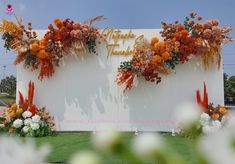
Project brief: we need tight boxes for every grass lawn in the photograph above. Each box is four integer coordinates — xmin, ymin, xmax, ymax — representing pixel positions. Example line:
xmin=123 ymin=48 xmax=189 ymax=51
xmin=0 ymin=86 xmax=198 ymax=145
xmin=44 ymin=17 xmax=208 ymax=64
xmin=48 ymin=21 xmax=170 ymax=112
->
xmin=32 ymin=132 xmax=201 ymax=164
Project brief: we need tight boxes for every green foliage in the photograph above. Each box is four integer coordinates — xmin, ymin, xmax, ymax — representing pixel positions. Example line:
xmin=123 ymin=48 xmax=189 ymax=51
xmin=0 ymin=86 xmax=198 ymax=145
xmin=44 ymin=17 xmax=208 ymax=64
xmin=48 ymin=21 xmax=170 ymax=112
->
xmin=87 ymin=39 xmax=97 ymax=54
xmin=2 ymin=33 xmax=13 ymax=50
xmin=0 ymin=75 xmax=16 ymax=96
xmin=24 ymin=55 xmax=38 ymax=68
xmin=224 ymin=73 xmax=235 ymax=104
xmin=119 ymin=61 xmax=132 ymax=69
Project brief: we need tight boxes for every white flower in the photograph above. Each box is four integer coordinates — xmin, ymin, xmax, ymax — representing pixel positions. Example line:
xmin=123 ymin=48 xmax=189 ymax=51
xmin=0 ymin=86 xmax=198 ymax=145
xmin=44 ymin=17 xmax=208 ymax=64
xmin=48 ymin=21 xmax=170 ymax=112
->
xmin=32 ymin=115 xmax=41 ymax=123
xmin=132 ymin=133 xmax=162 ymax=158
xmin=174 ymin=102 xmax=201 ymax=128
xmin=24 ymin=118 xmax=32 ymax=126
xmin=70 ymin=151 xmax=101 ymax=164
xmin=92 ymin=131 xmax=121 ymax=151
xmin=202 ymin=125 xmax=213 ymax=134
xmin=199 ymin=128 xmax=235 ymax=164
xmin=30 ymin=122 xmax=40 ymax=130
xmin=0 ymin=137 xmax=50 ymax=164
xmin=200 ymin=113 xmax=210 ymax=125
xmin=22 ymin=111 xmax=32 ymax=119
xmin=0 ymin=124 xmax=5 ymax=128
xmin=22 ymin=126 xmax=29 ymax=133
xmin=13 ymin=119 xmax=23 ymax=128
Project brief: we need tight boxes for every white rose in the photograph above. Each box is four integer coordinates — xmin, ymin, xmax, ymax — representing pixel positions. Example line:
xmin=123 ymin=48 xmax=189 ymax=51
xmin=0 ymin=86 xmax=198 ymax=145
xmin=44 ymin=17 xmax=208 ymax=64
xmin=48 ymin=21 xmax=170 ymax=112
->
xmin=30 ymin=122 xmax=40 ymax=130
xmin=13 ymin=119 xmax=23 ymax=128
xmin=24 ymin=118 xmax=32 ymax=126
xmin=22 ymin=111 xmax=32 ymax=119
xmin=22 ymin=126 xmax=29 ymax=133
xmin=132 ymin=133 xmax=162 ymax=158
xmin=32 ymin=115 xmax=41 ymax=123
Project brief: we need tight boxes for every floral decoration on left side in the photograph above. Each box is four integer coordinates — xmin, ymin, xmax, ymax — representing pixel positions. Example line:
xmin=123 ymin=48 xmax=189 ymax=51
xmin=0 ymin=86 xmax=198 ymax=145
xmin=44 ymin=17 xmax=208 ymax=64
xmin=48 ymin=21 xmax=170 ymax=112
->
xmin=0 ymin=15 xmax=105 ymax=80
xmin=0 ymin=81 xmax=55 ymax=137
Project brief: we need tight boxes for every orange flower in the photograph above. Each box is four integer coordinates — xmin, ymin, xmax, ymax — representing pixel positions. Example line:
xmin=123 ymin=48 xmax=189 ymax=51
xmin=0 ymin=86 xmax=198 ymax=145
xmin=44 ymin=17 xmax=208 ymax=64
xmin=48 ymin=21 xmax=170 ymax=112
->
xmin=2 ymin=119 xmax=8 ymax=125
xmin=176 ymin=24 xmax=185 ymax=31
xmin=151 ymin=37 xmax=159 ymax=45
xmin=36 ymin=50 xmax=52 ymax=60
xmin=197 ymin=16 xmax=202 ymax=21
xmin=16 ymin=108 xmax=23 ymax=114
xmin=11 ymin=103 xmax=17 ymax=110
xmin=219 ymin=107 xmax=227 ymax=114
xmin=132 ymin=53 xmax=137 ymax=58
xmin=54 ymin=19 xmax=63 ymax=29
xmin=161 ymin=52 xmax=171 ymax=61
xmin=211 ymin=113 xmax=220 ymax=119
xmin=30 ymin=41 xmax=41 ymax=54
xmin=152 ymin=55 xmax=162 ymax=63
xmin=181 ymin=30 xmax=189 ymax=36
xmin=154 ymin=42 xmax=165 ymax=54
xmin=9 ymin=111 xmax=16 ymax=118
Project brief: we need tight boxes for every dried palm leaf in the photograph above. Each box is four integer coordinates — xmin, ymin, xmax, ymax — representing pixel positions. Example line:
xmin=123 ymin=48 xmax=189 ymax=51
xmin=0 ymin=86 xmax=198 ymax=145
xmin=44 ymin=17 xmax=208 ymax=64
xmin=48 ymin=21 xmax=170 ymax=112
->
xmin=84 ymin=16 xmax=105 ymax=26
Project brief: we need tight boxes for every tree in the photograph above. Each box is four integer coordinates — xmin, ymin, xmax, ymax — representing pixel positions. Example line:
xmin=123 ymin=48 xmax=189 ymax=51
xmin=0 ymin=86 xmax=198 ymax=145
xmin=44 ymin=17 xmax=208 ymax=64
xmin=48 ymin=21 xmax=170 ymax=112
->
xmin=224 ymin=73 xmax=235 ymax=104
xmin=0 ymin=75 xmax=16 ymax=96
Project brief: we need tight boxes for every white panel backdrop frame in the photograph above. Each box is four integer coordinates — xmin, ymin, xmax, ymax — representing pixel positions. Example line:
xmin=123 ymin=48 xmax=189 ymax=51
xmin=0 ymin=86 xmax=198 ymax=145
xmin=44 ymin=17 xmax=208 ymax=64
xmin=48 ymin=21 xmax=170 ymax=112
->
xmin=17 ymin=29 xmax=224 ymax=132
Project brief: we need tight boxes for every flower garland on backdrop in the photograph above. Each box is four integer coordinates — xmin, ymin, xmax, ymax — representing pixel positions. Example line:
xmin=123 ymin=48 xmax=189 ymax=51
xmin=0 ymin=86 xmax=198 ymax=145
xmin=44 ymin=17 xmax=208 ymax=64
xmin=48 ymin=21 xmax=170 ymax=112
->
xmin=0 ymin=81 xmax=55 ymax=137
xmin=0 ymin=15 xmax=105 ymax=80
xmin=116 ymin=13 xmax=234 ymax=92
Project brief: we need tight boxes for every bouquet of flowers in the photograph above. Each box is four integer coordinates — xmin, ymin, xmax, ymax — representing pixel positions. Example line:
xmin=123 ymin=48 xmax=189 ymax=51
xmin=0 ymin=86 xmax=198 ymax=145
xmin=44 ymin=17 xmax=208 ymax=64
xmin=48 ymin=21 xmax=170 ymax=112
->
xmin=0 ymin=81 xmax=55 ymax=137
xmin=0 ymin=15 xmax=105 ymax=80
xmin=116 ymin=12 xmax=233 ymax=92
xmin=196 ymin=82 xmax=227 ymax=134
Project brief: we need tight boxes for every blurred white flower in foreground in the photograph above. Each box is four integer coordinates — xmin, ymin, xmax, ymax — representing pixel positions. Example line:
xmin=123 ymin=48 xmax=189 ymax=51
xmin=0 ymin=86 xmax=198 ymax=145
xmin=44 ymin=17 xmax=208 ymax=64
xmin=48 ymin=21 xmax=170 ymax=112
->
xmin=92 ymin=130 xmax=122 ymax=152
xmin=70 ymin=151 xmax=101 ymax=164
xmin=200 ymin=113 xmax=210 ymax=125
xmin=202 ymin=120 xmax=222 ymax=134
xmin=0 ymin=136 xmax=50 ymax=164
xmin=132 ymin=133 xmax=162 ymax=158
xmin=174 ymin=102 xmax=201 ymax=127
xmin=199 ymin=123 xmax=235 ymax=164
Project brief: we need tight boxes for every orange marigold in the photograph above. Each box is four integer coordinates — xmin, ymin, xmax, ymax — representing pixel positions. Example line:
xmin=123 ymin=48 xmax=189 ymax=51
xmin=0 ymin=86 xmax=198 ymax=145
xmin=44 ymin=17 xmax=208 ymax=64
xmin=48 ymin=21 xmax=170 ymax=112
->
xmin=219 ymin=107 xmax=227 ymax=114
xmin=11 ymin=103 xmax=17 ymax=110
xmin=197 ymin=16 xmax=202 ymax=21
xmin=152 ymin=55 xmax=162 ymax=63
xmin=54 ymin=19 xmax=63 ymax=29
xmin=176 ymin=24 xmax=185 ymax=31
xmin=151 ymin=37 xmax=159 ymax=45
xmin=162 ymin=52 xmax=171 ymax=61
xmin=36 ymin=50 xmax=52 ymax=60
xmin=211 ymin=113 xmax=220 ymax=119
xmin=154 ymin=42 xmax=165 ymax=53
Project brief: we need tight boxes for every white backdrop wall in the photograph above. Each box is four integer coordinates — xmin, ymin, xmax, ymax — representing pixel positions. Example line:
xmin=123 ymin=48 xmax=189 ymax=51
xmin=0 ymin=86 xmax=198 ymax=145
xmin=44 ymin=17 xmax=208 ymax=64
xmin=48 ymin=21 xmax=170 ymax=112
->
xmin=17 ymin=29 xmax=224 ymax=132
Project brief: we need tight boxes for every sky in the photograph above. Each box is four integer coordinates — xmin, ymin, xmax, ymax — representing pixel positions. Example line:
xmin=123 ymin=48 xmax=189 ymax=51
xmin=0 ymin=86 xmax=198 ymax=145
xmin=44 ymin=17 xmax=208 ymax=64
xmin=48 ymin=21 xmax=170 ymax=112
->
xmin=0 ymin=0 xmax=235 ymax=78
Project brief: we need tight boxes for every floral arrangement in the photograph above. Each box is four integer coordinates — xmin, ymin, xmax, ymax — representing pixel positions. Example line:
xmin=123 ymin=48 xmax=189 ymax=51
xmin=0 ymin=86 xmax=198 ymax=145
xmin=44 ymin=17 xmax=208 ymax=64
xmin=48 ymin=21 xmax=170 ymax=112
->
xmin=174 ymin=82 xmax=228 ymax=138
xmin=0 ymin=81 xmax=55 ymax=137
xmin=0 ymin=15 xmax=104 ymax=80
xmin=196 ymin=82 xmax=227 ymax=134
xmin=116 ymin=13 xmax=233 ymax=92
